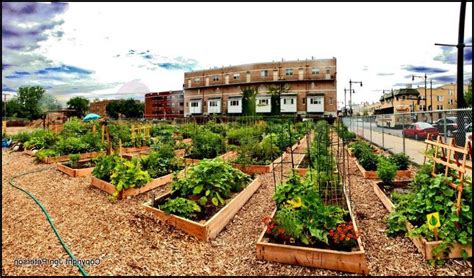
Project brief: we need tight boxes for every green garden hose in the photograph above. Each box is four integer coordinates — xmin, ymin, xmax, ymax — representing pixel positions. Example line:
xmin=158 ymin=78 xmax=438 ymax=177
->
xmin=8 ymin=166 xmax=89 ymax=276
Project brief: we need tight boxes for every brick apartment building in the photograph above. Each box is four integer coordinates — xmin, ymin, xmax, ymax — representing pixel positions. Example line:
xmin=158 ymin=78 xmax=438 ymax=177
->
xmin=89 ymin=100 xmax=113 ymax=117
xmin=183 ymin=58 xmax=337 ymax=117
xmin=144 ymin=90 xmax=184 ymax=119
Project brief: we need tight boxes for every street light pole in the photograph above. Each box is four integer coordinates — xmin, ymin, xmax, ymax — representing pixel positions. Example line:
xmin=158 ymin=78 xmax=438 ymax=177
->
xmin=430 ymin=80 xmax=433 ymax=111
xmin=412 ymin=74 xmax=428 ymax=111
xmin=349 ymin=79 xmax=363 ymax=116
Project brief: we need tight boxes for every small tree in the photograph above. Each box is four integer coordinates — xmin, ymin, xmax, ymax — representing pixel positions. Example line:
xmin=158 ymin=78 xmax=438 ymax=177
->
xmin=16 ymin=86 xmax=45 ymax=120
xmin=241 ymin=86 xmax=258 ymax=116
xmin=67 ymin=97 xmax=90 ymax=118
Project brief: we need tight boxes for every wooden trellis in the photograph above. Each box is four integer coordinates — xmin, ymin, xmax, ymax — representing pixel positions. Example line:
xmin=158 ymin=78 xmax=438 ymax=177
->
xmin=130 ymin=124 xmax=151 ymax=146
xmin=423 ymin=134 xmax=472 ymax=215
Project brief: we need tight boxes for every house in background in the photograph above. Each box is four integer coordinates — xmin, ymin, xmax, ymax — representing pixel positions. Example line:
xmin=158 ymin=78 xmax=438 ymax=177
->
xmin=144 ymin=90 xmax=184 ymax=119
xmin=183 ymin=58 xmax=337 ymax=117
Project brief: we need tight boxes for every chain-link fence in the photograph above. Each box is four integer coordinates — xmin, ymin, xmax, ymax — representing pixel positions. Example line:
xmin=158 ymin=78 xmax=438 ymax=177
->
xmin=342 ymin=108 xmax=472 ymax=167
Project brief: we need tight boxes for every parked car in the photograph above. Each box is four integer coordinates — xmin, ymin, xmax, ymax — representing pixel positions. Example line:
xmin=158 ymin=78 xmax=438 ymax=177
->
xmin=402 ymin=122 xmax=439 ymax=140
xmin=432 ymin=117 xmax=458 ymax=137
xmin=452 ymin=122 xmax=472 ymax=145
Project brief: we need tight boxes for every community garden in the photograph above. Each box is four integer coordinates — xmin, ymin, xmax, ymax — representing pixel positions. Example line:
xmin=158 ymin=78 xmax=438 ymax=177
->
xmin=1 ymin=116 xmax=472 ymax=276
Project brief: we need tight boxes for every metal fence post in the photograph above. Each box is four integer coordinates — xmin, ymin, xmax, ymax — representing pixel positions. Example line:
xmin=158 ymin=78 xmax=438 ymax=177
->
xmin=370 ymin=116 xmax=372 ymax=143
xmin=362 ymin=116 xmax=365 ymax=138
xmin=382 ymin=123 xmax=385 ymax=149
xmin=443 ymin=111 xmax=447 ymax=143
xmin=402 ymin=114 xmax=406 ymax=154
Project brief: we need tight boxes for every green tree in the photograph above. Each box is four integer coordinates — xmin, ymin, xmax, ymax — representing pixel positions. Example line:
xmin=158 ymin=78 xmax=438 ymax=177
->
xmin=465 ymin=79 xmax=472 ymax=107
xmin=39 ymin=93 xmax=62 ymax=112
xmin=105 ymin=98 xmax=144 ymax=119
xmin=16 ymin=86 xmax=45 ymax=120
xmin=241 ymin=86 xmax=258 ymax=116
xmin=5 ymin=99 xmax=25 ymax=118
xmin=268 ymin=84 xmax=290 ymax=115
xmin=67 ymin=96 xmax=90 ymax=118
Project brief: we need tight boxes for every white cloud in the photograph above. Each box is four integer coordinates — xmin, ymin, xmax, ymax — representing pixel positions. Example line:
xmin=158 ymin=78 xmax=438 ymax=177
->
xmin=3 ymin=2 xmax=472 ymax=107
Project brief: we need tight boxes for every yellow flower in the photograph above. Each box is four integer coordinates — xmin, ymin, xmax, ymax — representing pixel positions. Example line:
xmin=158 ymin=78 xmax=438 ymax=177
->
xmin=286 ymin=197 xmax=302 ymax=208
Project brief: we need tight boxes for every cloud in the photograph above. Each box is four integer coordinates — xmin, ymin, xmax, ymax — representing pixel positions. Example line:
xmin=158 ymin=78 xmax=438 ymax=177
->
xmin=376 ymin=72 xmax=395 ymax=76
xmin=402 ymin=65 xmax=449 ymax=74
xmin=118 ymin=49 xmax=199 ymax=71
xmin=433 ymin=37 xmax=472 ymax=65
xmin=2 ymin=2 xmax=69 ymax=51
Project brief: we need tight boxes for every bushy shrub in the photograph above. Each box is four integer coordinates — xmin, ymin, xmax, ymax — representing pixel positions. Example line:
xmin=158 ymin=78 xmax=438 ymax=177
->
xmin=389 ymin=153 xmax=411 ymax=171
xmin=190 ymin=129 xmax=225 ymax=159
xmin=24 ymin=130 xmax=58 ymax=150
xmin=377 ymin=156 xmax=397 ymax=184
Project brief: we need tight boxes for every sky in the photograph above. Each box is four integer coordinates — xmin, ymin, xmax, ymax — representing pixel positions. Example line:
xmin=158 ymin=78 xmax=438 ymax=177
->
xmin=2 ymin=2 xmax=472 ymax=108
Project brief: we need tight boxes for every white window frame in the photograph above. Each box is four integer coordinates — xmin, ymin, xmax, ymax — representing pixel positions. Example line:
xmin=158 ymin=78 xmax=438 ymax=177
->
xmin=209 ymin=100 xmax=218 ymax=107
xmin=194 ymin=77 xmax=200 ymax=83
xmin=233 ymin=73 xmax=240 ymax=80
xmin=190 ymin=102 xmax=199 ymax=107
xmin=230 ymin=100 xmax=239 ymax=106
xmin=213 ymin=75 xmax=219 ymax=81
xmin=260 ymin=70 xmax=268 ymax=77
xmin=437 ymin=96 xmax=444 ymax=101
xmin=258 ymin=99 xmax=269 ymax=106
xmin=311 ymin=67 xmax=319 ymax=75
xmin=285 ymin=68 xmax=293 ymax=76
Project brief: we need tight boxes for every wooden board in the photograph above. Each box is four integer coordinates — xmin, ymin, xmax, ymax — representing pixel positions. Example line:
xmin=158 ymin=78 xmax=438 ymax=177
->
xmin=232 ymin=163 xmax=273 ymax=175
xmin=56 ymin=163 xmax=94 ymax=177
xmin=90 ymin=173 xmax=172 ymax=200
xmin=255 ymin=208 xmax=368 ymax=274
xmin=143 ymin=177 xmax=262 ymax=241
xmin=42 ymin=151 xmax=101 ymax=164
xmin=184 ymin=151 xmax=238 ymax=165
xmin=372 ymin=181 xmax=472 ymax=259
xmin=355 ymin=159 xmax=412 ymax=180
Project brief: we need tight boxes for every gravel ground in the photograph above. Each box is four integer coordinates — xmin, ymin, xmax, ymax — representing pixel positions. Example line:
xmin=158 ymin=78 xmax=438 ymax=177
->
xmin=2 ymin=137 xmax=472 ymax=276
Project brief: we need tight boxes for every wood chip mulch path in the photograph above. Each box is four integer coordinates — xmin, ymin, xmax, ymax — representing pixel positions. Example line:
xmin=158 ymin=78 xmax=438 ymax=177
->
xmin=2 ymin=142 xmax=472 ymax=276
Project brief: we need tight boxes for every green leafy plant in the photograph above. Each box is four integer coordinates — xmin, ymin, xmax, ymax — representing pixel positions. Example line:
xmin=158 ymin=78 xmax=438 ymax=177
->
xmin=92 ymin=155 xmax=122 ymax=182
xmin=24 ymin=130 xmax=58 ymax=150
xmin=69 ymin=153 xmax=81 ymax=169
xmin=160 ymin=197 xmax=201 ymax=219
xmin=389 ymin=153 xmax=411 ymax=171
xmin=35 ymin=149 xmax=58 ymax=161
xmin=140 ymin=143 xmax=182 ymax=178
xmin=377 ymin=156 xmax=397 ymax=184
xmin=110 ymin=158 xmax=152 ymax=197
xmin=190 ymin=129 xmax=225 ymax=159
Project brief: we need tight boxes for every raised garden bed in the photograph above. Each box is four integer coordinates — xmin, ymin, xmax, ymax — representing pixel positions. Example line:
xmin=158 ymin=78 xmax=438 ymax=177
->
xmin=40 ymin=151 xmax=101 ymax=164
xmin=56 ymin=159 xmax=95 ymax=177
xmin=121 ymin=146 xmax=150 ymax=154
xmin=91 ymin=174 xmax=173 ymax=200
xmin=143 ymin=177 xmax=261 ymax=241
xmin=354 ymin=159 xmax=412 ymax=180
xmin=372 ymin=180 xmax=472 ymax=260
xmin=256 ymin=198 xmax=368 ymax=274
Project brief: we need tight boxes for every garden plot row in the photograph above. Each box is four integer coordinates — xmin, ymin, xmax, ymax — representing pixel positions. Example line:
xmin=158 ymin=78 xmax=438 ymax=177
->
xmin=347 ymin=135 xmax=472 ymax=261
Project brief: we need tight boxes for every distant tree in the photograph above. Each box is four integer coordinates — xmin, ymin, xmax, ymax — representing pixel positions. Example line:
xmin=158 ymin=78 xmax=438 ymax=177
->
xmin=39 ymin=93 xmax=62 ymax=112
xmin=5 ymin=99 xmax=25 ymax=118
xmin=241 ymin=86 xmax=258 ymax=116
xmin=106 ymin=99 xmax=144 ymax=119
xmin=16 ymin=86 xmax=45 ymax=120
xmin=268 ymin=84 xmax=290 ymax=115
xmin=465 ymin=79 xmax=472 ymax=108
xmin=67 ymin=96 xmax=90 ymax=117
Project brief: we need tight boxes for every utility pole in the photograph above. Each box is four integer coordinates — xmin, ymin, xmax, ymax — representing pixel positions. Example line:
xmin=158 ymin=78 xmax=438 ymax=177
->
xmin=349 ymin=79 xmax=363 ymax=116
xmin=435 ymin=1 xmax=471 ymax=152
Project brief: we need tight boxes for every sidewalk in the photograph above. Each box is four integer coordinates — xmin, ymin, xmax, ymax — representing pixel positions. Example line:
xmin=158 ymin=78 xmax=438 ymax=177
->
xmin=350 ymin=125 xmax=472 ymax=176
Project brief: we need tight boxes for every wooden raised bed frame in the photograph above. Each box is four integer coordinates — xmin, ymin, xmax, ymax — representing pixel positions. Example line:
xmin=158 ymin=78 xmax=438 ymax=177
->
xmin=256 ymin=196 xmax=368 ymax=274
xmin=56 ymin=160 xmax=94 ymax=177
xmin=91 ymin=173 xmax=173 ymax=200
xmin=354 ymin=159 xmax=412 ymax=180
xmin=143 ymin=177 xmax=262 ymax=241
xmin=183 ymin=150 xmax=238 ymax=165
xmin=40 ymin=151 xmax=101 ymax=164
xmin=230 ymin=133 xmax=310 ymax=175
xmin=372 ymin=180 xmax=472 ymax=260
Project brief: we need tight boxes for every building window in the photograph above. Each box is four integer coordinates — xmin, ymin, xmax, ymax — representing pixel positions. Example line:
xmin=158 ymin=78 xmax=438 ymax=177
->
xmin=302 ymin=98 xmax=306 ymax=104
xmin=258 ymin=99 xmax=269 ymax=105
xmin=448 ymin=99 xmax=453 ymax=105
xmin=329 ymin=97 xmax=333 ymax=105
xmin=285 ymin=68 xmax=293 ymax=76
xmin=448 ymin=90 xmax=453 ymax=96
xmin=194 ymin=78 xmax=200 ymax=83
xmin=180 ymin=102 xmax=184 ymax=106
xmin=283 ymin=98 xmax=294 ymax=104
xmin=260 ymin=70 xmax=268 ymax=77
xmin=230 ymin=100 xmax=239 ymax=106
xmin=311 ymin=67 xmax=319 ymax=75
xmin=190 ymin=102 xmax=199 ymax=107
xmin=437 ymin=96 xmax=444 ymax=101
xmin=325 ymin=67 xmax=330 ymax=74
xmin=233 ymin=73 xmax=240 ymax=80
xmin=310 ymin=98 xmax=321 ymax=104
xmin=209 ymin=100 xmax=219 ymax=107
xmin=213 ymin=75 xmax=219 ymax=81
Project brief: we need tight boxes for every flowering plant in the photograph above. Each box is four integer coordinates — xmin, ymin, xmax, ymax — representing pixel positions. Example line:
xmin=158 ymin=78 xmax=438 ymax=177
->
xmin=329 ymin=222 xmax=358 ymax=250
xmin=262 ymin=215 xmax=291 ymax=242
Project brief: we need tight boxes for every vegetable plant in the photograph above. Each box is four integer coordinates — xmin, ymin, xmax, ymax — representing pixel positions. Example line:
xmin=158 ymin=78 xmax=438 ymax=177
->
xmin=377 ymin=156 xmax=397 ymax=184
xmin=69 ymin=153 xmax=81 ymax=169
